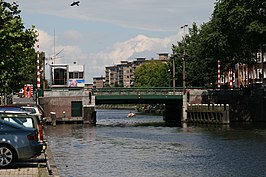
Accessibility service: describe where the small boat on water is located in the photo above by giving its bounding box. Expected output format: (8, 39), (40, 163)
(127, 112), (136, 118)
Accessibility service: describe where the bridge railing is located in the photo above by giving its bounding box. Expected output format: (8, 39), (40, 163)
(92, 87), (184, 96)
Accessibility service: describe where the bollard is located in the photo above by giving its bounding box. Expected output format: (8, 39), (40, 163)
(83, 105), (96, 125)
(91, 111), (97, 124)
(50, 112), (56, 126)
(43, 117), (47, 126)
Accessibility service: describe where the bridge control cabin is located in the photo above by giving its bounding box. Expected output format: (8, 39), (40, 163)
(40, 62), (90, 124)
(48, 63), (85, 88)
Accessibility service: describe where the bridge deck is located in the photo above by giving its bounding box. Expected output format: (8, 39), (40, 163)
(93, 87), (183, 104)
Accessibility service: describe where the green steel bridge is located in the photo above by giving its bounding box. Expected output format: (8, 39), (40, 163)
(92, 87), (185, 126)
(93, 87), (183, 104)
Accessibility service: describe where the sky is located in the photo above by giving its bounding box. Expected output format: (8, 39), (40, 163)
(7, 0), (216, 83)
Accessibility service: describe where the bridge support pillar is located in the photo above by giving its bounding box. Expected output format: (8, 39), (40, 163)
(164, 103), (182, 127)
(83, 105), (97, 125)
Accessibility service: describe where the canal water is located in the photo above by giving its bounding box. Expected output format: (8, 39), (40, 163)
(45, 109), (266, 177)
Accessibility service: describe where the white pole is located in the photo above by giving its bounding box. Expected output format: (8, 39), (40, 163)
(218, 60), (220, 90)
(37, 45), (41, 90)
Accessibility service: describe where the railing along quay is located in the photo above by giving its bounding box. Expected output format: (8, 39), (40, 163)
(92, 87), (183, 96)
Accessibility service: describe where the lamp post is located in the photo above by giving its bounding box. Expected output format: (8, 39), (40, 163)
(258, 8), (266, 87)
(173, 59), (175, 94)
(181, 24), (188, 94)
(260, 44), (265, 85)
(168, 69), (171, 88)
(172, 49), (177, 94)
(181, 24), (188, 122)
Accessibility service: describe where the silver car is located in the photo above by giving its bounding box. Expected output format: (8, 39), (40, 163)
(20, 105), (43, 121)
(0, 119), (43, 168)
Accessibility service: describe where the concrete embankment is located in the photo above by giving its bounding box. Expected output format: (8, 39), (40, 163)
(39, 143), (60, 177)
(40, 130), (60, 177)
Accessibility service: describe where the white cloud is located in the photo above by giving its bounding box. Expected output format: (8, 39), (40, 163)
(36, 29), (85, 61)
(86, 34), (180, 81)
(36, 26), (184, 82)
(7, 0), (215, 84)
(106, 34), (176, 64)
(36, 29), (54, 55)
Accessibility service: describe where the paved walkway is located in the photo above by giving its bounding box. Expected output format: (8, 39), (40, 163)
(0, 145), (59, 177)
(0, 166), (38, 177)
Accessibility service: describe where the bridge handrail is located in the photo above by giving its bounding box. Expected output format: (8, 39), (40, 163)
(92, 87), (184, 96)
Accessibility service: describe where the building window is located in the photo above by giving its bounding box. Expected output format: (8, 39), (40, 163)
(70, 72), (84, 79)
(79, 72), (83, 79)
(74, 72), (79, 79)
(69, 72), (73, 79)
(257, 53), (262, 63)
(257, 69), (262, 79)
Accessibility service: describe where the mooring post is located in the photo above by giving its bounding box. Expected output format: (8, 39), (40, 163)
(223, 104), (230, 124)
(83, 105), (96, 125)
(50, 112), (56, 126)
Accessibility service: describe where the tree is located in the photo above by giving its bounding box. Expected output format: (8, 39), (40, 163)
(171, 23), (218, 87)
(0, 0), (38, 94)
(133, 60), (169, 87)
(207, 0), (265, 65)
(171, 0), (265, 88)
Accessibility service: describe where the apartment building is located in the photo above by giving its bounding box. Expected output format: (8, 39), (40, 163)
(158, 53), (169, 62)
(105, 65), (117, 87)
(104, 53), (169, 88)
(93, 76), (105, 88)
(105, 58), (147, 88)
(117, 61), (129, 87)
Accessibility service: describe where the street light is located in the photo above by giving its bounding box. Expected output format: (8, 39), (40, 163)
(181, 24), (188, 122)
(173, 59), (175, 94)
(181, 24), (188, 95)
(172, 50), (176, 94)
(168, 69), (171, 88)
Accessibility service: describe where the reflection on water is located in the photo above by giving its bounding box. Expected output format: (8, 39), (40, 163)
(45, 109), (266, 177)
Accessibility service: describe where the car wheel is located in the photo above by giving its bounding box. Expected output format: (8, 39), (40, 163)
(0, 145), (17, 168)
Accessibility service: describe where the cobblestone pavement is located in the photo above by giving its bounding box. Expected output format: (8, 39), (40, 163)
(0, 146), (59, 177)
(0, 166), (39, 177)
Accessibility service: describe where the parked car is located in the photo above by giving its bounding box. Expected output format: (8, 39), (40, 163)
(0, 107), (25, 112)
(20, 105), (44, 121)
(0, 119), (43, 168)
(0, 113), (44, 142)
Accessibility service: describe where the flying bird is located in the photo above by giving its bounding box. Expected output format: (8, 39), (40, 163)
(70, 1), (80, 6)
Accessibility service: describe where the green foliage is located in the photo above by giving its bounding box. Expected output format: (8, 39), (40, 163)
(134, 60), (169, 87)
(0, 0), (38, 93)
(210, 0), (266, 63)
(171, 0), (265, 88)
